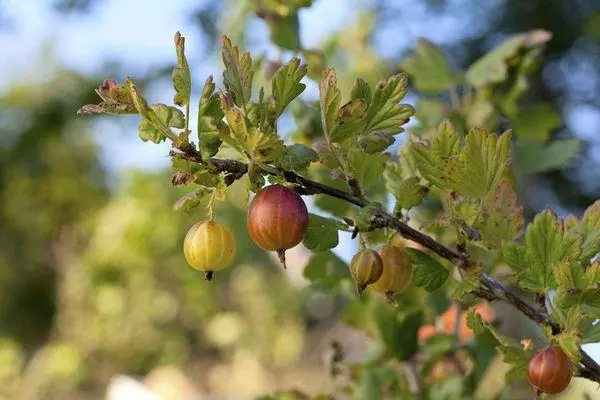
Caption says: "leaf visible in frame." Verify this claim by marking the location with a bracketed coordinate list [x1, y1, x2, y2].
[222, 35, 253, 108]
[355, 371, 384, 400]
[514, 138, 580, 174]
[271, 57, 307, 117]
[350, 77, 372, 104]
[475, 181, 524, 248]
[173, 187, 212, 212]
[581, 201, 600, 263]
[511, 102, 561, 142]
[372, 304, 422, 361]
[348, 150, 388, 189]
[138, 104, 184, 144]
[583, 323, 600, 344]
[384, 164, 428, 210]
[330, 99, 368, 143]
[400, 39, 457, 93]
[267, 14, 301, 50]
[281, 144, 318, 172]
[172, 32, 191, 107]
[505, 210, 581, 293]
[364, 74, 414, 135]
[355, 203, 384, 232]
[198, 76, 224, 159]
[407, 248, 450, 291]
[319, 68, 342, 142]
[303, 251, 350, 289]
[303, 214, 342, 251]
[358, 132, 395, 153]
[126, 78, 177, 142]
[466, 309, 486, 335]
[77, 79, 136, 115]
[465, 30, 552, 88]
[556, 331, 582, 364]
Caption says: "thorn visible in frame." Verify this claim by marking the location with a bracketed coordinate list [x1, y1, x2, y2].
[277, 249, 287, 269]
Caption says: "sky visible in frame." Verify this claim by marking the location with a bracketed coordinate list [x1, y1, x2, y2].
[2, 0, 600, 360]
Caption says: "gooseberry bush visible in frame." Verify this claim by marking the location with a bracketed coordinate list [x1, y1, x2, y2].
[80, 11, 600, 399]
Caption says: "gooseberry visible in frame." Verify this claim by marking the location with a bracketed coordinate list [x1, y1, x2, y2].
[247, 184, 309, 268]
[350, 249, 383, 295]
[527, 345, 572, 395]
[183, 220, 236, 280]
[370, 243, 413, 303]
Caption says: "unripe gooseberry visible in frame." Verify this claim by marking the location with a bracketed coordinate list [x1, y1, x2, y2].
[527, 345, 572, 395]
[370, 243, 413, 304]
[247, 184, 309, 268]
[350, 249, 383, 295]
[183, 220, 236, 280]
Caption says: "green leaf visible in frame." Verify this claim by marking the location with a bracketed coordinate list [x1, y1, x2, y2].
[401, 39, 457, 93]
[126, 78, 178, 142]
[355, 370, 383, 400]
[319, 68, 342, 142]
[506, 210, 581, 293]
[372, 303, 422, 361]
[222, 35, 253, 108]
[364, 74, 414, 135]
[514, 138, 580, 174]
[173, 187, 212, 212]
[581, 201, 600, 263]
[348, 150, 388, 189]
[465, 30, 551, 88]
[350, 77, 372, 104]
[358, 132, 395, 153]
[303, 251, 350, 289]
[355, 202, 384, 232]
[271, 57, 307, 117]
[384, 164, 428, 210]
[281, 144, 318, 172]
[267, 14, 301, 50]
[172, 32, 191, 107]
[198, 76, 223, 159]
[583, 323, 600, 344]
[475, 181, 524, 248]
[303, 214, 342, 251]
[407, 248, 450, 291]
[556, 331, 582, 364]
[330, 99, 368, 143]
[466, 309, 486, 335]
[511, 102, 560, 142]
[138, 104, 184, 144]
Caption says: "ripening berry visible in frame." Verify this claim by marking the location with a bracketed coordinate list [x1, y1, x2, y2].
[247, 184, 309, 268]
[350, 249, 383, 295]
[527, 345, 572, 395]
[183, 220, 236, 280]
[370, 243, 413, 303]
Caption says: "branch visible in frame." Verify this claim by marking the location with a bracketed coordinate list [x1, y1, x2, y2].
[171, 148, 600, 383]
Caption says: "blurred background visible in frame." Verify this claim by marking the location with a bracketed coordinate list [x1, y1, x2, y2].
[1, 0, 600, 399]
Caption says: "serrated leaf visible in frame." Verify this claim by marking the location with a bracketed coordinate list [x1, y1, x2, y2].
[350, 77, 372, 104]
[138, 104, 184, 143]
[511, 102, 560, 142]
[319, 68, 342, 142]
[330, 99, 368, 143]
[303, 214, 342, 251]
[358, 132, 395, 153]
[364, 73, 414, 135]
[387, 174, 428, 210]
[281, 144, 318, 171]
[475, 181, 524, 248]
[465, 30, 551, 88]
[506, 210, 582, 293]
[172, 32, 191, 107]
[583, 323, 600, 344]
[198, 76, 224, 159]
[581, 201, 600, 263]
[272, 57, 307, 117]
[466, 309, 486, 335]
[222, 35, 253, 108]
[556, 331, 582, 364]
[401, 39, 457, 93]
[126, 78, 177, 142]
[355, 202, 384, 232]
[173, 187, 212, 212]
[348, 150, 388, 189]
[303, 250, 350, 289]
[246, 128, 284, 162]
[407, 248, 450, 291]
[514, 138, 580, 174]
[248, 163, 265, 193]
